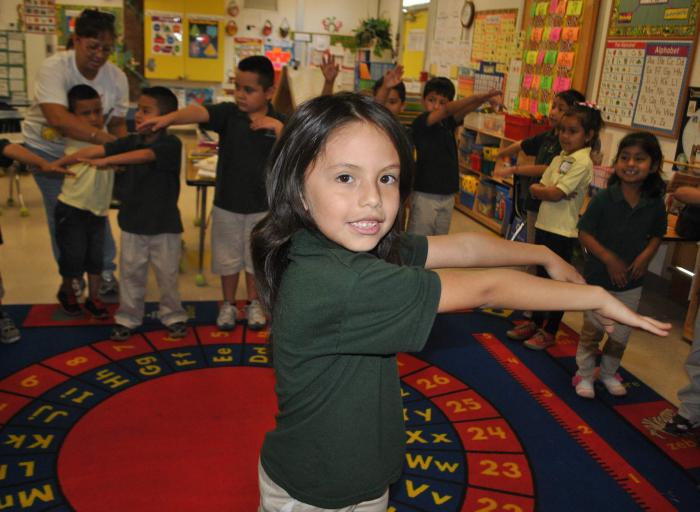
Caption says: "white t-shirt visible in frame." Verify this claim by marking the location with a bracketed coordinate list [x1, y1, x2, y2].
[58, 139, 114, 216]
[22, 50, 129, 159]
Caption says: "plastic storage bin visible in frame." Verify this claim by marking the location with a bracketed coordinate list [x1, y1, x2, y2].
[504, 114, 530, 140]
[475, 180, 495, 217]
[494, 184, 512, 223]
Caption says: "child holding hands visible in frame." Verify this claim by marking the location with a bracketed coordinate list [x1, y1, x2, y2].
[251, 93, 669, 511]
[573, 132, 667, 398]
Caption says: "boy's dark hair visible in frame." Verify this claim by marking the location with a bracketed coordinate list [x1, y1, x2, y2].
[68, 84, 100, 113]
[423, 77, 455, 101]
[554, 89, 585, 108]
[251, 92, 414, 314]
[141, 86, 178, 115]
[561, 103, 604, 148]
[74, 9, 116, 39]
[373, 77, 407, 103]
[238, 55, 275, 90]
[609, 131, 666, 198]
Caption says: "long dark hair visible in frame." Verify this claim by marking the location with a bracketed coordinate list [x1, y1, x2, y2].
[561, 103, 604, 149]
[251, 92, 414, 315]
[608, 131, 666, 197]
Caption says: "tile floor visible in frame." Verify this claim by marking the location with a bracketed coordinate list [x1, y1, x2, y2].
[0, 165, 691, 407]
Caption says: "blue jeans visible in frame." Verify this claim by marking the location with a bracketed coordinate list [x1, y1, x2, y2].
[27, 144, 117, 273]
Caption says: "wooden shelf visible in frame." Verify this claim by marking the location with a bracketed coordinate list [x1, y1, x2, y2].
[462, 120, 517, 142]
[454, 200, 504, 234]
[459, 162, 513, 187]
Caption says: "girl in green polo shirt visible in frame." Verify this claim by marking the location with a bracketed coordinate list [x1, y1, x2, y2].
[251, 93, 670, 511]
[574, 132, 667, 399]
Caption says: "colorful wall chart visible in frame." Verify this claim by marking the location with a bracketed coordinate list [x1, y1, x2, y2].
[150, 15, 183, 57]
[596, 1, 699, 136]
[470, 10, 518, 71]
[607, 0, 700, 38]
[188, 19, 219, 59]
[22, 0, 57, 34]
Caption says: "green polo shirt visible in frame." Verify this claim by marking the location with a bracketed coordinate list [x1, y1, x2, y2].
[260, 229, 441, 508]
[578, 183, 667, 291]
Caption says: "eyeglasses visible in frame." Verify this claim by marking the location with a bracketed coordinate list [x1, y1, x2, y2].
[79, 38, 114, 55]
[79, 9, 115, 23]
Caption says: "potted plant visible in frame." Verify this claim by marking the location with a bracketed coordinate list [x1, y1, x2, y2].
[354, 17, 393, 57]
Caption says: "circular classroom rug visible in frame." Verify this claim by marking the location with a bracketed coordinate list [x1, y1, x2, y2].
[0, 301, 699, 511]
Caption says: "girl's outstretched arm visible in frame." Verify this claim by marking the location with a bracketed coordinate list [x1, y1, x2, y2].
[436, 268, 670, 336]
[425, 232, 584, 284]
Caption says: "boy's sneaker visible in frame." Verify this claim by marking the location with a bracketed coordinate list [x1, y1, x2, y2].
[523, 329, 555, 350]
[57, 289, 82, 316]
[506, 321, 537, 341]
[84, 298, 109, 320]
[572, 375, 595, 399]
[0, 311, 20, 344]
[217, 302, 237, 331]
[98, 271, 119, 298]
[167, 322, 187, 339]
[599, 374, 627, 396]
[663, 413, 698, 437]
[110, 324, 133, 341]
[247, 300, 267, 330]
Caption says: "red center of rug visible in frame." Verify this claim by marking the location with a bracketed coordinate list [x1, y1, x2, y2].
[58, 367, 277, 511]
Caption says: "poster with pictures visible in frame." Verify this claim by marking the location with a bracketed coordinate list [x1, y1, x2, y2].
[22, 0, 56, 34]
[673, 86, 700, 171]
[188, 19, 219, 59]
[186, 88, 214, 106]
[151, 15, 183, 57]
[234, 37, 263, 66]
[264, 38, 294, 71]
[56, 5, 123, 49]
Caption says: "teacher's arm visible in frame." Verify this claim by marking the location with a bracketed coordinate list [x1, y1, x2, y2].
[40, 103, 116, 144]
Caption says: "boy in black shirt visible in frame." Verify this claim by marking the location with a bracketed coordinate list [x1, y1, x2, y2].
[409, 78, 501, 235]
[138, 56, 284, 332]
[63, 87, 188, 340]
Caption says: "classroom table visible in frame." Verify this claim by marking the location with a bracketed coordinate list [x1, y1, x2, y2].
[184, 140, 216, 287]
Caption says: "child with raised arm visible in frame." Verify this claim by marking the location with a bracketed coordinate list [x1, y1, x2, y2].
[251, 93, 669, 511]
[410, 77, 501, 235]
[507, 103, 603, 350]
[0, 140, 70, 343]
[62, 86, 188, 340]
[373, 65, 406, 118]
[573, 132, 667, 398]
[139, 55, 284, 332]
[496, 89, 585, 249]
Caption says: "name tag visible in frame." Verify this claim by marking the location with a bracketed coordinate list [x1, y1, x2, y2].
[558, 159, 574, 174]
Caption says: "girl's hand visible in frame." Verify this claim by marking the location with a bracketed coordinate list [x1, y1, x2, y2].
[592, 293, 670, 337]
[383, 65, 404, 89]
[605, 255, 628, 288]
[320, 54, 339, 83]
[628, 254, 651, 281]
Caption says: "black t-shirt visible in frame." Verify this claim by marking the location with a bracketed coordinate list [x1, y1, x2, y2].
[201, 102, 285, 214]
[411, 112, 459, 195]
[0, 139, 13, 168]
[518, 129, 561, 213]
[105, 133, 183, 235]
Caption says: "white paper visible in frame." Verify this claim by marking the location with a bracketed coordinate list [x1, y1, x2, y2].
[9, 67, 23, 79]
[407, 29, 426, 52]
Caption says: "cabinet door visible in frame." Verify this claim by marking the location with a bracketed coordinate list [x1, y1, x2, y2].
[183, 15, 224, 82]
[144, 0, 186, 80]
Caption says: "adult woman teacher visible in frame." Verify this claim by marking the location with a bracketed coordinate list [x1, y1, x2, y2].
[21, 9, 128, 296]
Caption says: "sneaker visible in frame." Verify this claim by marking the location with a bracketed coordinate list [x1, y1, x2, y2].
[600, 374, 627, 396]
[217, 302, 237, 331]
[167, 321, 187, 339]
[247, 300, 267, 330]
[98, 271, 119, 297]
[0, 312, 20, 344]
[523, 329, 555, 350]
[110, 324, 133, 341]
[663, 413, 699, 437]
[573, 375, 595, 399]
[84, 298, 109, 320]
[506, 321, 537, 341]
[57, 289, 82, 316]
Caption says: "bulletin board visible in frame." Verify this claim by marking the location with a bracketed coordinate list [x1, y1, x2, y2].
[516, 0, 600, 116]
[428, 0, 471, 78]
[470, 10, 519, 72]
[0, 31, 27, 105]
[595, 1, 700, 137]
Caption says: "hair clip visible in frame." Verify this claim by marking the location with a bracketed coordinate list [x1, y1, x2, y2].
[577, 101, 600, 111]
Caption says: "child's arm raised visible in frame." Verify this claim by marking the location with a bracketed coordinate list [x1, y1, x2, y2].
[425, 232, 583, 283]
[426, 89, 502, 127]
[320, 53, 339, 96]
[137, 104, 210, 133]
[54, 145, 106, 167]
[81, 148, 156, 169]
[2, 143, 72, 175]
[436, 267, 670, 336]
[375, 65, 404, 107]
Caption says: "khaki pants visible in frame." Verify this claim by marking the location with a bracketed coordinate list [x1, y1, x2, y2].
[258, 462, 389, 512]
[575, 287, 642, 379]
[407, 191, 454, 236]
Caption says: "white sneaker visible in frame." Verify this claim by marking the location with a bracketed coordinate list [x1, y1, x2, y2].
[600, 374, 627, 396]
[247, 300, 267, 330]
[573, 375, 595, 399]
[217, 302, 238, 331]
